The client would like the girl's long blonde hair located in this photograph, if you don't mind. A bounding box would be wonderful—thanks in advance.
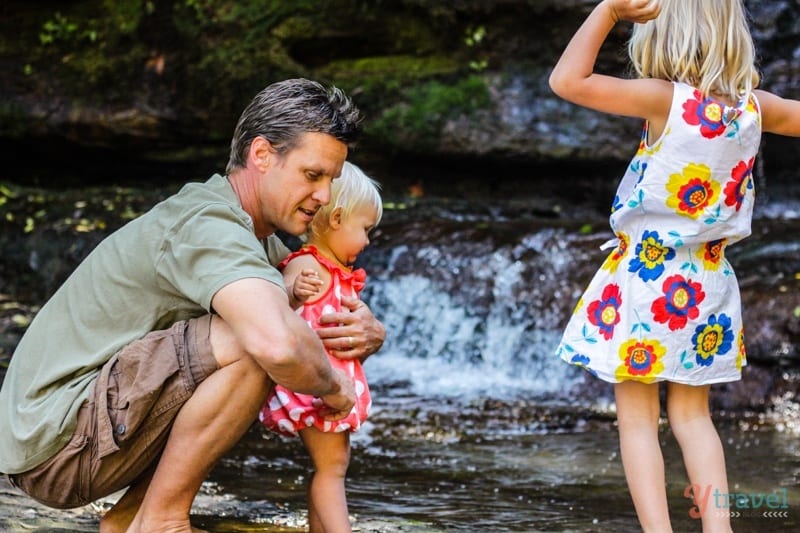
[628,0,760,101]
[307,161,383,241]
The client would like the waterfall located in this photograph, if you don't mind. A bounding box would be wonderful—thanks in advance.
[358,222,603,400]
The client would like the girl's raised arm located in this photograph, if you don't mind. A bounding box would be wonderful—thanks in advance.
[755,89,800,137]
[549,0,669,121]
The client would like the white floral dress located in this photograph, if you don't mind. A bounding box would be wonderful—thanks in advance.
[555,81,761,384]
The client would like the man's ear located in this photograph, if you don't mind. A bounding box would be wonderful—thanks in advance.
[249,136,274,171]
[328,206,344,229]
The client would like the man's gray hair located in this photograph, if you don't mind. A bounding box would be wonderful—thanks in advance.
[226,78,362,174]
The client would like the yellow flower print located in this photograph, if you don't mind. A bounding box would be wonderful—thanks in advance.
[666,163,721,219]
[695,239,727,271]
[601,232,630,274]
[615,337,666,383]
[745,95,760,126]
[636,124,668,157]
[736,328,746,371]
[572,296,584,316]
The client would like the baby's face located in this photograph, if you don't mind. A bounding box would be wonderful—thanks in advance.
[328,204,379,266]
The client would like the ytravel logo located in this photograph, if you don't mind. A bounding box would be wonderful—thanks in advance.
[684,484,791,519]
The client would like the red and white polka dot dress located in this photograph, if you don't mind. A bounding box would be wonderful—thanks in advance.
[260,246,372,436]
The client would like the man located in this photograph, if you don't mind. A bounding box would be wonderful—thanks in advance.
[0,78,385,532]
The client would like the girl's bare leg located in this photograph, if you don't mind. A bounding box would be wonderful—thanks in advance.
[667,383,732,533]
[614,380,672,533]
[299,427,352,533]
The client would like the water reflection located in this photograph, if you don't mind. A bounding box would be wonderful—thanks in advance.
[3,393,797,532]
[208,396,799,532]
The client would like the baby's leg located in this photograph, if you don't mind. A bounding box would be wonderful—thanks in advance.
[667,382,732,533]
[299,427,352,533]
[614,380,672,532]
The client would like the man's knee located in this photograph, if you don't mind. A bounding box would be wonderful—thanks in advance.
[208,314,261,369]
[207,318,272,396]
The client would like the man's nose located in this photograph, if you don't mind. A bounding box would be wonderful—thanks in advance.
[312,183,331,205]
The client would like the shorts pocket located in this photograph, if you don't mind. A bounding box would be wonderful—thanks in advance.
[108,330,185,446]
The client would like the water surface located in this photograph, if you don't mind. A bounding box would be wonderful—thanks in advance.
[2,391,798,532]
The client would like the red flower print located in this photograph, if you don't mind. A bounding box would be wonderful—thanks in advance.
[587,284,623,340]
[651,274,705,331]
[724,158,754,210]
[682,90,726,139]
[676,177,715,215]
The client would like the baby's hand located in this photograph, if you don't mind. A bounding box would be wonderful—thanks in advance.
[292,269,323,304]
[607,0,661,24]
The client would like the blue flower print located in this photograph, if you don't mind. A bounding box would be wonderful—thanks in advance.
[612,194,623,214]
[570,354,598,377]
[693,313,734,367]
[628,230,676,282]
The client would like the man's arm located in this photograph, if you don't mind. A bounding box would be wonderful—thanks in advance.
[211,277,354,414]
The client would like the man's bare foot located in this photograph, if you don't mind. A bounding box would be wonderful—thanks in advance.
[123,517,207,533]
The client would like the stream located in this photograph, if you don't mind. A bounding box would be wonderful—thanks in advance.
[0,176,798,532]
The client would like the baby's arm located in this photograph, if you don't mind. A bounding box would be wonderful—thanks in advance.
[282,253,327,309]
[287,269,323,309]
[549,0,669,121]
[755,89,800,137]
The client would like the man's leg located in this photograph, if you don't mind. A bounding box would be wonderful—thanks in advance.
[105,315,272,533]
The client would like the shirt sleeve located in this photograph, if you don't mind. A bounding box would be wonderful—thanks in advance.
[264,234,291,266]
[155,203,286,312]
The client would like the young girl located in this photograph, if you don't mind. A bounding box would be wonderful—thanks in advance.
[550,0,800,530]
[260,161,382,533]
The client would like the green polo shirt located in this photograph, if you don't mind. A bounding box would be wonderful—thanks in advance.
[0,174,288,473]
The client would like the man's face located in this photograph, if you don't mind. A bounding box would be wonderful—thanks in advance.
[259,132,347,236]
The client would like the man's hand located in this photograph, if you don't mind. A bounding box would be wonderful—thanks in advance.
[318,369,357,420]
[316,296,386,361]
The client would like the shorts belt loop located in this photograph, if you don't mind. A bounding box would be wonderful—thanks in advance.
[96,355,121,459]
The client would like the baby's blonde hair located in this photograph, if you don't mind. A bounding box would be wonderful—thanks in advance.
[307,161,383,240]
[628,0,760,101]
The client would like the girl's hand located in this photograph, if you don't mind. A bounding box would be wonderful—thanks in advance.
[606,0,661,24]
[292,269,323,304]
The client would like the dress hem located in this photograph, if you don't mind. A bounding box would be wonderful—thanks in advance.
[560,356,745,386]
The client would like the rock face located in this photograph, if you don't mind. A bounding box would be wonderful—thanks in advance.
[0,1,798,412]
[1,0,798,185]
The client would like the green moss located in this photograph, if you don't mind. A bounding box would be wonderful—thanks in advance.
[368,75,491,151]
[2,0,494,154]
[323,55,459,84]
[317,54,461,112]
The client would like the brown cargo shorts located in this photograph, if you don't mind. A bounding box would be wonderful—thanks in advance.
[8,315,219,509]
